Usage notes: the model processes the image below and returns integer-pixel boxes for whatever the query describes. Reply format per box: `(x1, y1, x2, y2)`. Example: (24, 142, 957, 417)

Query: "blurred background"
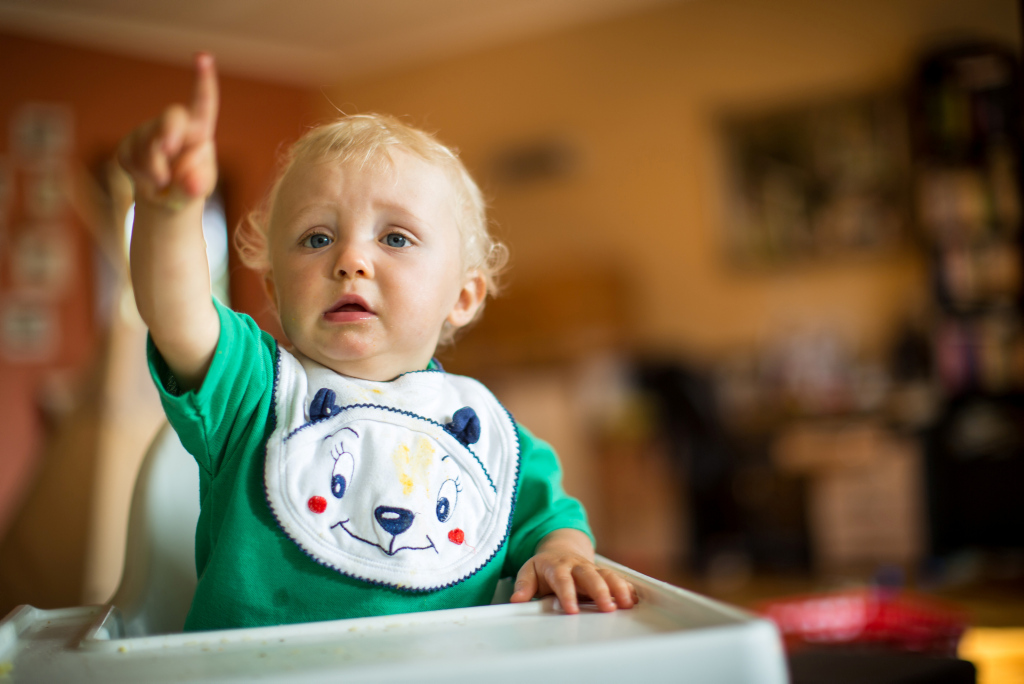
(0, 0, 1022, 679)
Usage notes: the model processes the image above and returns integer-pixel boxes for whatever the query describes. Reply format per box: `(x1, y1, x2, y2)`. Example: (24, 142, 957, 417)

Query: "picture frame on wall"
(0, 295, 58, 363)
(720, 92, 912, 266)
(10, 103, 74, 165)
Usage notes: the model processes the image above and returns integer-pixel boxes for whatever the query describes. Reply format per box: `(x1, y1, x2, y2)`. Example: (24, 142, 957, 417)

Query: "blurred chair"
(108, 424, 199, 636)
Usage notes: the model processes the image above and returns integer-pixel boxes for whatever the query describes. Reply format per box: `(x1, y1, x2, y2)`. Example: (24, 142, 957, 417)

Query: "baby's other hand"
(118, 52, 219, 208)
(509, 529, 638, 614)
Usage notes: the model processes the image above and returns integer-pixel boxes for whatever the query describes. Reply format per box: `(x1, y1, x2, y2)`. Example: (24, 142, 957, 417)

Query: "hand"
(509, 529, 638, 614)
(118, 52, 219, 208)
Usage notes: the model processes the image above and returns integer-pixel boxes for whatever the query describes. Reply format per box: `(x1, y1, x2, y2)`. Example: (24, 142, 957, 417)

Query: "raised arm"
(120, 53, 221, 391)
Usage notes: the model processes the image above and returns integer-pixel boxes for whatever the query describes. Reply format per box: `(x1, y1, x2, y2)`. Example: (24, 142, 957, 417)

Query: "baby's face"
(266, 151, 483, 380)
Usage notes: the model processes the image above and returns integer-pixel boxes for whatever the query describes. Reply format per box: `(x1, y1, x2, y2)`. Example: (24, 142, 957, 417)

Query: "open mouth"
(332, 303, 367, 313)
(324, 296, 375, 320)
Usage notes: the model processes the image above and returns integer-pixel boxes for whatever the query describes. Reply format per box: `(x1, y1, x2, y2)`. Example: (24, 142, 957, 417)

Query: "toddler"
(120, 53, 635, 631)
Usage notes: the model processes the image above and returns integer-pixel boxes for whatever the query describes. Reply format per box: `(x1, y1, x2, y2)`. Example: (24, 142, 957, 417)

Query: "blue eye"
(436, 498, 451, 522)
(436, 478, 459, 522)
(304, 233, 332, 249)
(384, 233, 408, 248)
(331, 474, 347, 499)
(331, 444, 355, 499)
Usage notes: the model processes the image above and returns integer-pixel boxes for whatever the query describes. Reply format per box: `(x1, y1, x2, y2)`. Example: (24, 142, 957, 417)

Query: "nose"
(375, 506, 415, 536)
(333, 238, 374, 279)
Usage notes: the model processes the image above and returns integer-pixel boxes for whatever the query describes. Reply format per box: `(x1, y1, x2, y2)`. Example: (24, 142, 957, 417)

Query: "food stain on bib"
(390, 437, 435, 496)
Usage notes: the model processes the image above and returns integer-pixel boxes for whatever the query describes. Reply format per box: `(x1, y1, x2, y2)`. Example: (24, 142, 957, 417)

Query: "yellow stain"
(391, 437, 435, 496)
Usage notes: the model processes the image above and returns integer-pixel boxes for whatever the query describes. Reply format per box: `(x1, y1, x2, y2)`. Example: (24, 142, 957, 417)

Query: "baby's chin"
(301, 346, 435, 382)
(282, 323, 443, 380)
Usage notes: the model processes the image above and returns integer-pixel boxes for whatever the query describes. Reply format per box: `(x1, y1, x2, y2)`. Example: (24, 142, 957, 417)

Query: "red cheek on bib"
(448, 528, 465, 545)
(308, 496, 327, 514)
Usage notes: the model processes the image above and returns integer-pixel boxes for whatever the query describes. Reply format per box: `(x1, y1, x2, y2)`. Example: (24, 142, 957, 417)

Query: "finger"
(544, 566, 578, 614)
(575, 565, 615, 612)
(510, 563, 538, 603)
(172, 144, 217, 198)
(157, 105, 190, 158)
(137, 106, 191, 189)
(118, 118, 173, 190)
(146, 106, 193, 186)
(190, 52, 219, 140)
(117, 128, 145, 177)
(600, 569, 637, 609)
(122, 109, 186, 182)
(118, 119, 162, 176)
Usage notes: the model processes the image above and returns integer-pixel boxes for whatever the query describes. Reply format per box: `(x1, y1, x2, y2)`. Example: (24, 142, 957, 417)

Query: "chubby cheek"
(272, 271, 312, 325)
(275, 272, 329, 333)
(391, 269, 463, 330)
(277, 306, 322, 357)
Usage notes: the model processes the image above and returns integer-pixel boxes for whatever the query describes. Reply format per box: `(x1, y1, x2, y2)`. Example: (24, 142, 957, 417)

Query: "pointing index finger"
(191, 52, 219, 139)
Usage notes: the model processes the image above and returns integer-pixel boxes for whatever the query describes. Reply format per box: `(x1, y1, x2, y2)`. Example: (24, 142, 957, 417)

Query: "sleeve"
(147, 298, 277, 477)
(502, 424, 595, 576)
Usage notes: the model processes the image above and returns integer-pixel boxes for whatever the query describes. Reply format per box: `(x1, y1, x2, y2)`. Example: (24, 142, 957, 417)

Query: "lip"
(323, 295, 376, 323)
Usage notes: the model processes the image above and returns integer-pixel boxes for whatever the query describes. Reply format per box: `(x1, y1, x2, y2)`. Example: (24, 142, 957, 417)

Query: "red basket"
(758, 588, 968, 655)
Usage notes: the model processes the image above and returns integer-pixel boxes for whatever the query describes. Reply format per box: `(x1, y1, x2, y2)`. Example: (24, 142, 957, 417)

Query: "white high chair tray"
(0, 558, 788, 683)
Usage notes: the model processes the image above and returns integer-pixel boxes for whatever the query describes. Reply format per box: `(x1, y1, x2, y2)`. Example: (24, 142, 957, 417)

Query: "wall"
(0, 33, 312, 610)
(319, 0, 1020, 363)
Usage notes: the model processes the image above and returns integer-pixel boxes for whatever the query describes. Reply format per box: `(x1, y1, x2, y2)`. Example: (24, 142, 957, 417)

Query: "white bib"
(264, 350, 520, 591)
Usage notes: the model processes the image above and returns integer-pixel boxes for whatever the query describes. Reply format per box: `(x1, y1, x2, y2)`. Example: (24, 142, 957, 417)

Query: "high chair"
(0, 423, 789, 683)
(109, 423, 201, 637)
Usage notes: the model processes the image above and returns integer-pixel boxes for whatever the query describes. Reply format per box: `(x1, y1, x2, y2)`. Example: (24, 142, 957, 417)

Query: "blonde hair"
(236, 113, 508, 345)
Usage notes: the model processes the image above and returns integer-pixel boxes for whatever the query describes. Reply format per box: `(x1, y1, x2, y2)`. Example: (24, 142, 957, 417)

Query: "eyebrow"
(286, 202, 337, 222)
(373, 202, 433, 229)
(324, 427, 359, 441)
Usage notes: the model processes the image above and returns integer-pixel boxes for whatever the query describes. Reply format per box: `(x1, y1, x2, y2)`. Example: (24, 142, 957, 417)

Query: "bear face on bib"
(264, 353, 519, 591)
(293, 407, 493, 562)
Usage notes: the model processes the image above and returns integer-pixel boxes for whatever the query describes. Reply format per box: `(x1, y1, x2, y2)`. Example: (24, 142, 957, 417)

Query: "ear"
(262, 273, 279, 313)
(446, 271, 487, 329)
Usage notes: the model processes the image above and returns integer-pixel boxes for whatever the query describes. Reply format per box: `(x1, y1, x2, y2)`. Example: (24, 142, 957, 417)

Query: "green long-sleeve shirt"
(149, 301, 591, 632)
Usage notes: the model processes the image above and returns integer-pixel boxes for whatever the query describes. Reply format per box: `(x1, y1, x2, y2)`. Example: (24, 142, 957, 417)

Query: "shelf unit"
(910, 43, 1024, 558)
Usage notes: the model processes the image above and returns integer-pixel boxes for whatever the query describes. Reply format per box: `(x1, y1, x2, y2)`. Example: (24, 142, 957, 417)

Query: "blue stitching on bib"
(285, 402, 498, 494)
(497, 403, 521, 569)
(263, 361, 521, 593)
(297, 369, 448, 432)
(267, 345, 281, 435)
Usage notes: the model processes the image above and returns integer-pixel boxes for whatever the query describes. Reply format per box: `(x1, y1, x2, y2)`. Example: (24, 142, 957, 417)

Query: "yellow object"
(959, 628, 1024, 684)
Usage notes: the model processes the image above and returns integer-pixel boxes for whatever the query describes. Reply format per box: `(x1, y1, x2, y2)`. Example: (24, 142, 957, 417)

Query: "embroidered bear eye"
(331, 474, 347, 498)
(436, 478, 460, 522)
(331, 444, 355, 499)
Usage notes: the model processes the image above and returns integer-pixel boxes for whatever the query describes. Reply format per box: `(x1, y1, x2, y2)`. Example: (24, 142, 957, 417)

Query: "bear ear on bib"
(445, 407, 480, 447)
(310, 388, 342, 422)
